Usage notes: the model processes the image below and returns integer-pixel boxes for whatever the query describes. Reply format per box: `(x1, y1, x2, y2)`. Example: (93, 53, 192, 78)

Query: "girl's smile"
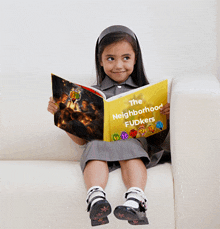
(100, 40, 136, 84)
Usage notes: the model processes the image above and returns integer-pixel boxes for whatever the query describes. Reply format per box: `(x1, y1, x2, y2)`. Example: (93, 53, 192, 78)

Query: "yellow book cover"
(103, 80, 167, 141)
(51, 74, 168, 142)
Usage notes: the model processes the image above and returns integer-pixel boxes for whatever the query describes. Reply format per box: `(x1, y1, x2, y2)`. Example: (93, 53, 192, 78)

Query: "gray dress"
(80, 76, 170, 172)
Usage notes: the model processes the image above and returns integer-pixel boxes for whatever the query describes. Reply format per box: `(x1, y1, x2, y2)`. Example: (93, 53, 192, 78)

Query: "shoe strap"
(125, 191, 137, 198)
(87, 196, 105, 212)
(125, 190, 147, 203)
(126, 197, 147, 211)
(125, 189, 144, 198)
(86, 189, 106, 203)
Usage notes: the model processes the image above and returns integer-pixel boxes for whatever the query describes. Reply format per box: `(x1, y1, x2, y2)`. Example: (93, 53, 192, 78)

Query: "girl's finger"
(51, 104, 58, 112)
(163, 107, 170, 112)
(160, 108, 170, 115)
(163, 111, 170, 115)
(163, 103, 170, 109)
(50, 97, 56, 103)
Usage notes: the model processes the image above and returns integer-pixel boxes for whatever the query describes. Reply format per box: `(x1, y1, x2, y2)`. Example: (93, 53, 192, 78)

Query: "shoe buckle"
(140, 201, 147, 211)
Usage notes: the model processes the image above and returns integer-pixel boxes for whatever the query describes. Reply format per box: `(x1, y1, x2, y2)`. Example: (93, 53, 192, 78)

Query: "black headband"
(98, 25, 137, 44)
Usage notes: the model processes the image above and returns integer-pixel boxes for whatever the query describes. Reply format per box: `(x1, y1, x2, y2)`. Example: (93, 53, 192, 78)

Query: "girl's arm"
(47, 97, 87, 146)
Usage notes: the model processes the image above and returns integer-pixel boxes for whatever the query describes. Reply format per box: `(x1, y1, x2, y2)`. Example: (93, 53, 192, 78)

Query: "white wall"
(0, 0, 218, 83)
(217, 0, 220, 81)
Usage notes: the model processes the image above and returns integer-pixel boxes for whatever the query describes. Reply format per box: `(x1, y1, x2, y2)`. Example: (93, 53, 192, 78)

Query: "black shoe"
(87, 196, 112, 227)
(114, 198, 149, 225)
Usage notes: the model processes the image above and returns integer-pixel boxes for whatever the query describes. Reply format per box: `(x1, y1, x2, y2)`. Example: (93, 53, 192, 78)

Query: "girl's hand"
(160, 103, 170, 119)
(47, 97, 59, 114)
(47, 97, 86, 145)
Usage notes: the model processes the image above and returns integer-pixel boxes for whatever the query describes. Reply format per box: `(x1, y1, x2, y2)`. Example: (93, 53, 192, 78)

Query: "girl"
(48, 25, 170, 226)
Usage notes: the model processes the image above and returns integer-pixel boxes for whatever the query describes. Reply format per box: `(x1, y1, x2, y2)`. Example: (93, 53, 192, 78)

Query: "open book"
(51, 74, 168, 142)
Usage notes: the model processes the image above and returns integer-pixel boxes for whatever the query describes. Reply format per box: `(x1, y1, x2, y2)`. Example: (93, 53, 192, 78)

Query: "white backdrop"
(0, 0, 218, 82)
(217, 0, 220, 81)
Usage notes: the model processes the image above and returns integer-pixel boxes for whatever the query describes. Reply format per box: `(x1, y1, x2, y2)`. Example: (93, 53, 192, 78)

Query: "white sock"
(86, 186, 106, 209)
(123, 187, 147, 210)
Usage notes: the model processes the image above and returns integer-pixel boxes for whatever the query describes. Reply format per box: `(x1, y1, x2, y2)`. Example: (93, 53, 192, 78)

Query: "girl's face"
(100, 40, 136, 84)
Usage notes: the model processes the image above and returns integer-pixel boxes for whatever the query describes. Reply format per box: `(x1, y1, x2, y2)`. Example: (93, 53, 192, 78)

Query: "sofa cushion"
(0, 161, 174, 229)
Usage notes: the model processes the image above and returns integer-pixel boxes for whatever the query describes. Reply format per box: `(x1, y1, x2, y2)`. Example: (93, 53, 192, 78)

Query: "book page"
(51, 74, 104, 140)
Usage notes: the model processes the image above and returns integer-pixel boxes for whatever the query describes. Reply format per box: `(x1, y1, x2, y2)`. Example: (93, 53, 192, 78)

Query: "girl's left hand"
(160, 103, 170, 119)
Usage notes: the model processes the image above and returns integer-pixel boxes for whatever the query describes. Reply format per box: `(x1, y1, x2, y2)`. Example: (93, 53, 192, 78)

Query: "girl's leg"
(119, 158, 147, 209)
(114, 159, 149, 225)
(119, 158, 147, 190)
(83, 160, 109, 190)
(83, 160, 111, 226)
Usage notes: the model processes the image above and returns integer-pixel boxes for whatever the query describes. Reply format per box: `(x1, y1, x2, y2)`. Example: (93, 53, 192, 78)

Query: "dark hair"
(81, 99, 89, 104)
(95, 28, 149, 87)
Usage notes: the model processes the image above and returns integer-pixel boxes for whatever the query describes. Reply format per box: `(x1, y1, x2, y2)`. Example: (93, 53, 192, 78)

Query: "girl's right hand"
(47, 97, 59, 114)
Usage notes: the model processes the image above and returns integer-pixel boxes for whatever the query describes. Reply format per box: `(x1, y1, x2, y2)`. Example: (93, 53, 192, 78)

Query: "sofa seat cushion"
(0, 161, 175, 229)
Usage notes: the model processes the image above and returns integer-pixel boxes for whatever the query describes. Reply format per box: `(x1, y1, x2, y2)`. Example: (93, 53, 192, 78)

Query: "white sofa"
(0, 74, 220, 229)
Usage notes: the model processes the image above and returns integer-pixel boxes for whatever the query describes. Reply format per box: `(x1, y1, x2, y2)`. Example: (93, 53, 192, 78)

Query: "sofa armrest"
(170, 75, 220, 229)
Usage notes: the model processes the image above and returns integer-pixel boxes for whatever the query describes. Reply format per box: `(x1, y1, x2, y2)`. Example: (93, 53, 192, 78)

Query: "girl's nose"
(115, 60, 123, 69)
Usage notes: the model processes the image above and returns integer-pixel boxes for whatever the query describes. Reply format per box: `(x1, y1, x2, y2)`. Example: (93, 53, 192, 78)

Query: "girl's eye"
(107, 57, 114, 61)
(124, 56, 130, 60)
